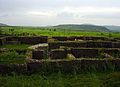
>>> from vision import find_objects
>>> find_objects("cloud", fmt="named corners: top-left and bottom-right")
top-left (1, 3), bottom-right (120, 26)
top-left (60, 6), bottom-right (120, 17)
top-left (26, 6), bottom-right (120, 19)
top-left (26, 11), bottom-right (57, 17)
top-left (82, 14), bottom-right (120, 19)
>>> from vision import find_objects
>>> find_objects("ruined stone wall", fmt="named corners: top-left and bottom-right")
top-left (18, 36), bottom-right (48, 44)
top-left (0, 37), bottom-right (6, 45)
top-left (52, 36), bottom-right (109, 41)
top-left (51, 49), bottom-right (67, 59)
top-left (71, 48), bottom-right (99, 58)
top-left (49, 41), bottom-right (120, 51)
top-left (32, 50), bottom-right (44, 60)
top-left (4, 36), bottom-right (48, 45)
top-left (27, 59), bottom-right (120, 74)
top-left (52, 36), bottom-right (67, 41)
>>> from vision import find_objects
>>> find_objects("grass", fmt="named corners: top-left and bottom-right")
top-left (0, 72), bottom-right (120, 87)
top-left (0, 51), bottom-right (26, 64)
top-left (0, 44), bottom-right (31, 50)
top-left (1, 26), bottom-right (120, 38)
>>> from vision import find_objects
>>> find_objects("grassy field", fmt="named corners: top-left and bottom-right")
top-left (1, 26), bottom-right (120, 38)
top-left (0, 72), bottom-right (120, 87)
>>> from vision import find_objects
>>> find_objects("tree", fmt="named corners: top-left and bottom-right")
top-left (9, 28), bottom-right (14, 35)
top-left (53, 29), bottom-right (56, 31)
top-left (109, 33), bottom-right (112, 37)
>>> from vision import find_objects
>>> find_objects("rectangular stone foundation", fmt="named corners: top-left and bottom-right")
top-left (71, 48), bottom-right (99, 58)
top-left (32, 50), bottom-right (44, 60)
top-left (51, 49), bottom-right (67, 59)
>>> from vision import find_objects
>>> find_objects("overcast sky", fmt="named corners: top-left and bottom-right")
top-left (0, 0), bottom-right (120, 26)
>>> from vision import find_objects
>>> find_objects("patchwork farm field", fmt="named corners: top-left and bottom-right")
top-left (0, 26), bottom-right (120, 87)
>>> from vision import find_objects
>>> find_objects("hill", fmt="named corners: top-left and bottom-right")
top-left (105, 26), bottom-right (120, 32)
top-left (53, 24), bottom-right (110, 32)
top-left (0, 23), bottom-right (8, 26)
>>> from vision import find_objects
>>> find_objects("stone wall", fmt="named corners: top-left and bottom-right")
top-left (51, 49), bottom-right (67, 59)
top-left (48, 41), bottom-right (120, 51)
top-left (18, 36), bottom-right (48, 44)
top-left (27, 59), bottom-right (120, 74)
top-left (71, 48), bottom-right (99, 58)
top-left (0, 59), bottom-right (120, 74)
top-left (0, 64), bottom-right (27, 74)
top-left (0, 37), bottom-right (6, 45)
top-left (0, 38), bottom-right (3, 45)
top-left (102, 48), bottom-right (120, 58)
top-left (5, 36), bottom-right (48, 45)
top-left (52, 36), bottom-right (67, 41)
top-left (52, 36), bottom-right (109, 41)
top-left (32, 50), bottom-right (44, 60)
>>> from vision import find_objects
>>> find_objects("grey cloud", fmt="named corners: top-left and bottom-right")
top-left (0, 0), bottom-right (120, 26)
top-left (0, 0), bottom-right (120, 12)
top-left (56, 12), bottom-right (74, 20)
top-left (82, 13), bottom-right (120, 19)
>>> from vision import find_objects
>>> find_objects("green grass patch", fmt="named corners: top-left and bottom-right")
top-left (0, 44), bottom-right (31, 50)
top-left (0, 72), bottom-right (120, 87)
top-left (1, 26), bottom-right (120, 38)
top-left (0, 51), bottom-right (26, 64)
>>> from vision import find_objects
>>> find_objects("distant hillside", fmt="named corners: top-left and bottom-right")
top-left (53, 24), bottom-right (110, 32)
top-left (0, 23), bottom-right (8, 26)
top-left (105, 26), bottom-right (120, 32)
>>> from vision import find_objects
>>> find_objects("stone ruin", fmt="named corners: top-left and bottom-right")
top-left (0, 36), bottom-right (120, 74)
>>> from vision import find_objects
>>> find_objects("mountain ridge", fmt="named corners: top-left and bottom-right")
top-left (53, 24), bottom-right (110, 32)
top-left (0, 23), bottom-right (8, 26)
top-left (1, 22), bottom-right (120, 32)
top-left (105, 25), bottom-right (120, 32)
